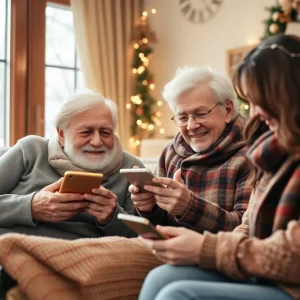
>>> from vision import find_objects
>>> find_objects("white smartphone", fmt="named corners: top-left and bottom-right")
top-left (119, 168), bottom-right (164, 193)
top-left (117, 213), bottom-right (167, 240)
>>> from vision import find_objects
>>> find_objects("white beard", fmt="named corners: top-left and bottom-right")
top-left (63, 137), bottom-right (118, 173)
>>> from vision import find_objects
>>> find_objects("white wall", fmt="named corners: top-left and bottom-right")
top-left (144, 0), bottom-right (275, 137)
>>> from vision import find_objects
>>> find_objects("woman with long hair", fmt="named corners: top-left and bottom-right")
top-left (138, 34), bottom-right (300, 300)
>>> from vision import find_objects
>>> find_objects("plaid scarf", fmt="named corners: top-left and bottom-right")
top-left (247, 131), bottom-right (300, 238)
top-left (144, 115), bottom-right (251, 233)
top-left (157, 115), bottom-right (247, 179)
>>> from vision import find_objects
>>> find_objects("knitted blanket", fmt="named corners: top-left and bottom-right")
top-left (0, 234), bottom-right (161, 300)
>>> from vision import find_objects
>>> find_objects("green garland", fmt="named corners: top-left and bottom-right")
top-left (263, 3), bottom-right (288, 38)
top-left (238, 2), bottom-right (289, 119)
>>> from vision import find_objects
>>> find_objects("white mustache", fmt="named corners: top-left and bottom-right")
top-left (81, 146), bottom-right (108, 152)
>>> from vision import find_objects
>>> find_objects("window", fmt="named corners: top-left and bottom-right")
top-left (45, 4), bottom-right (84, 138)
top-left (0, 0), bottom-right (10, 146)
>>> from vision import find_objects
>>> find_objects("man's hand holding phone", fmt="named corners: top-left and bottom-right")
top-left (129, 184), bottom-right (156, 212)
top-left (124, 167), bottom-right (192, 216)
top-left (142, 170), bottom-right (192, 216)
top-left (32, 171), bottom-right (118, 225)
top-left (83, 186), bottom-right (117, 225)
top-left (123, 167), bottom-right (158, 212)
top-left (57, 170), bottom-right (117, 225)
top-left (32, 178), bottom-right (89, 223)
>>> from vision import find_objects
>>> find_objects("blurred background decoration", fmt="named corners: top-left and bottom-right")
top-left (127, 8), bottom-right (165, 151)
top-left (262, 1), bottom-right (289, 38)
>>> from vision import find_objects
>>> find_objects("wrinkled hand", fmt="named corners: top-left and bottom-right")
top-left (143, 169), bottom-right (191, 216)
top-left (32, 178), bottom-right (89, 222)
top-left (139, 225), bottom-right (204, 265)
top-left (129, 166), bottom-right (156, 212)
top-left (84, 186), bottom-right (117, 225)
top-left (129, 184), bottom-right (156, 212)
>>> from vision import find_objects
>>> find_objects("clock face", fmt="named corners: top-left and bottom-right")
top-left (179, 0), bottom-right (223, 24)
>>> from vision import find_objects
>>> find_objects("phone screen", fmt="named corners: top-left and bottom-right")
top-left (120, 168), bottom-right (163, 192)
top-left (59, 171), bottom-right (104, 194)
top-left (117, 213), bottom-right (166, 240)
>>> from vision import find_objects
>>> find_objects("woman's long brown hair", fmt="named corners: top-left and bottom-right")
top-left (233, 34), bottom-right (300, 155)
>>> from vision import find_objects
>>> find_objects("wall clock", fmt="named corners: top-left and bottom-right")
top-left (179, 0), bottom-right (223, 24)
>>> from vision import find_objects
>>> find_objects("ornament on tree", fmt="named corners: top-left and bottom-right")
top-left (136, 107), bottom-right (144, 116)
top-left (269, 23), bottom-right (280, 33)
top-left (279, 13), bottom-right (291, 22)
top-left (262, 4), bottom-right (288, 38)
top-left (272, 11), bottom-right (280, 21)
top-left (132, 24), bottom-right (157, 44)
top-left (140, 44), bottom-right (147, 51)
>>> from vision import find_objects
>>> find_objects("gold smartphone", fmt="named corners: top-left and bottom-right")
top-left (59, 171), bottom-right (104, 194)
top-left (117, 213), bottom-right (167, 240)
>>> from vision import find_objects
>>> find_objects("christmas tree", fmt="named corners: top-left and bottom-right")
top-left (127, 10), bottom-right (164, 149)
top-left (262, 2), bottom-right (289, 38)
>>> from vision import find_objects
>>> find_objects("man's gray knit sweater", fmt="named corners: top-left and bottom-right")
top-left (0, 135), bottom-right (144, 239)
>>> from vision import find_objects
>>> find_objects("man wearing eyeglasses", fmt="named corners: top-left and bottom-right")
top-left (130, 65), bottom-right (252, 233)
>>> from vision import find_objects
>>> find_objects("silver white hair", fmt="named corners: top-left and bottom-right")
top-left (162, 66), bottom-right (239, 117)
top-left (55, 90), bottom-right (118, 130)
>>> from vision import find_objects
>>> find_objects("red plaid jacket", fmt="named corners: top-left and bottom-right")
top-left (137, 115), bottom-right (252, 233)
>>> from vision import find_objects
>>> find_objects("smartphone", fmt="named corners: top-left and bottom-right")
top-left (119, 168), bottom-right (164, 193)
top-left (59, 171), bottom-right (104, 194)
top-left (117, 213), bottom-right (167, 240)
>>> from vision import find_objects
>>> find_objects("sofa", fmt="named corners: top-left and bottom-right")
top-left (0, 148), bottom-right (18, 298)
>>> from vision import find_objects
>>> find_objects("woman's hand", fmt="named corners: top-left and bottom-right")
top-left (139, 225), bottom-right (204, 265)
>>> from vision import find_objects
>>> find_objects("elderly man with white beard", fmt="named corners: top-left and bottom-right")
top-left (0, 92), bottom-right (144, 239)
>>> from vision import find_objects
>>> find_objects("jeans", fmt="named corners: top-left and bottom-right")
top-left (138, 265), bottom-right (293, 300)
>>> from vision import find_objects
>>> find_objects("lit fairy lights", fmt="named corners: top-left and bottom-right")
top-left (239, 102), bottom-right (250, 119)
top-left (127, 8), bottom-right (165, 148)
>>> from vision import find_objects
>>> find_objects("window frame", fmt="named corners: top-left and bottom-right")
top-left (9, 0), bottom-right (70, 145)
top-left (0, 0), bottom-right (10, 146)
top-left (44, 2), bottom-right (82, 139)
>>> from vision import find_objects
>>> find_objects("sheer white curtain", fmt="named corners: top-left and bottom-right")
top-left (71, 0), bottom-right (141, 150)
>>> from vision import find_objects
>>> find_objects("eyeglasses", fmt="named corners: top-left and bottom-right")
top-left (171, 103), bottom-right (220, 127)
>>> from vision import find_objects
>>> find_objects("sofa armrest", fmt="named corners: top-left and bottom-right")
top-left (0, 266), bottom-right (17, 298)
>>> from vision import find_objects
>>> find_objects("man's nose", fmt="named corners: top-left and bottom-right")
top-left (186, 115), bottom-right (200, 131)
top-left (90, 132), bottom-right (103, 147)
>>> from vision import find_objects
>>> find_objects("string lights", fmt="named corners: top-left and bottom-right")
top-left (239, 102), bottom-right (249, 119)
top-left (127, 8), bottom-right (165, 149)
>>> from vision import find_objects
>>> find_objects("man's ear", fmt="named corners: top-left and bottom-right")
top-left (225, 100), bottom-right (234, 124)
top-left (57, 127), bottom-right (65, 148)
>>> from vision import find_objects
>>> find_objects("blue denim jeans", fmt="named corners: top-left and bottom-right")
top-left (138, 265), bottom-right (293, 300)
